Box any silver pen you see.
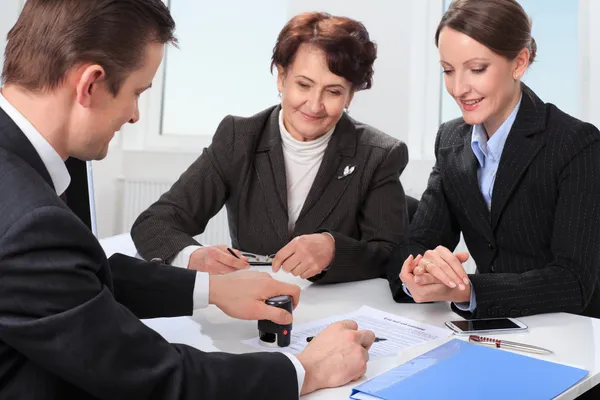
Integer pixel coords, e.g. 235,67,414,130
469,335,553,355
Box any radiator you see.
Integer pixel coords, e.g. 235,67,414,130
121,179,231,245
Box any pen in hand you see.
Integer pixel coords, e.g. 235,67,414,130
306,336,387,343
227,247,240,259
226,247,251,269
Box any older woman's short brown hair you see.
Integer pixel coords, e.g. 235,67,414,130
271,12,377,91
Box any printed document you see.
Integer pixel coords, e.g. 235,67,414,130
242,306,451,358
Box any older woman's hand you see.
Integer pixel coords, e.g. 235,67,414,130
188,245,249,274
272,234,335,279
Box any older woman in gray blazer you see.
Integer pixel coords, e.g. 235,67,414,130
131,12,409,284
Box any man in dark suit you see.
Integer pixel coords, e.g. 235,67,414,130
387,85,600,319
0,1,374,398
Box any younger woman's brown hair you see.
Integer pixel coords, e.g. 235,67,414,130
435,0,536,63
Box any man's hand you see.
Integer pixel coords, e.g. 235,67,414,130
400,254,471,303
297,320,375,395
208,270,301,324
272,234,335,279
188,245,249,274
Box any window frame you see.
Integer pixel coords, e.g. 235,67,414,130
581,0,600,128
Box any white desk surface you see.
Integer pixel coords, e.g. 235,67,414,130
101,233,600,399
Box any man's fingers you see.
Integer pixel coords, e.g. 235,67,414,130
269,280,301,309
337,319,359,331
358,348,370,379
257,303,293,324
356,329,376,350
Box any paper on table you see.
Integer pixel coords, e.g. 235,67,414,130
242,305,451,358
143,317,219,352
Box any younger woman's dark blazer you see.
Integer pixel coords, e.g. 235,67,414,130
387,85,600,319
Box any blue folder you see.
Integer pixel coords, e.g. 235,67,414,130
350,339,588,400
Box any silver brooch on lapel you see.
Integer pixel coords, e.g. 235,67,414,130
338,164,356,179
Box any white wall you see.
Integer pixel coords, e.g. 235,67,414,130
0,1,21,67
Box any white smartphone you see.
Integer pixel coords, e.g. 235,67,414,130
445,318,527,335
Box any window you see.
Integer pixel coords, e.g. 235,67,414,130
161,0,286,137
120,0,287,151
440,0,582,122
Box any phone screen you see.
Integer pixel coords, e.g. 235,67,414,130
451,318,520,332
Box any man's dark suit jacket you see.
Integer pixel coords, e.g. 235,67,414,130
0,108,297,399
132,105,409,284
387,85,600,319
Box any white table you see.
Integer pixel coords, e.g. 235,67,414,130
101,234,600,399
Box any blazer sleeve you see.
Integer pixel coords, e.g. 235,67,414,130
464,131,600,318
386,124,462,301
131,115,235,262
109,252,197,319
0,206,298,399
312,141,409,284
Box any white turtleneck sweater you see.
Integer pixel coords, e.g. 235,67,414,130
279,110,335,233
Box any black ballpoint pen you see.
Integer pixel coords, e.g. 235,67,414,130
227,247,240,258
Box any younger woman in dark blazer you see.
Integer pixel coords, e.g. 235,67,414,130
388,0,600,319
132,12,409,284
